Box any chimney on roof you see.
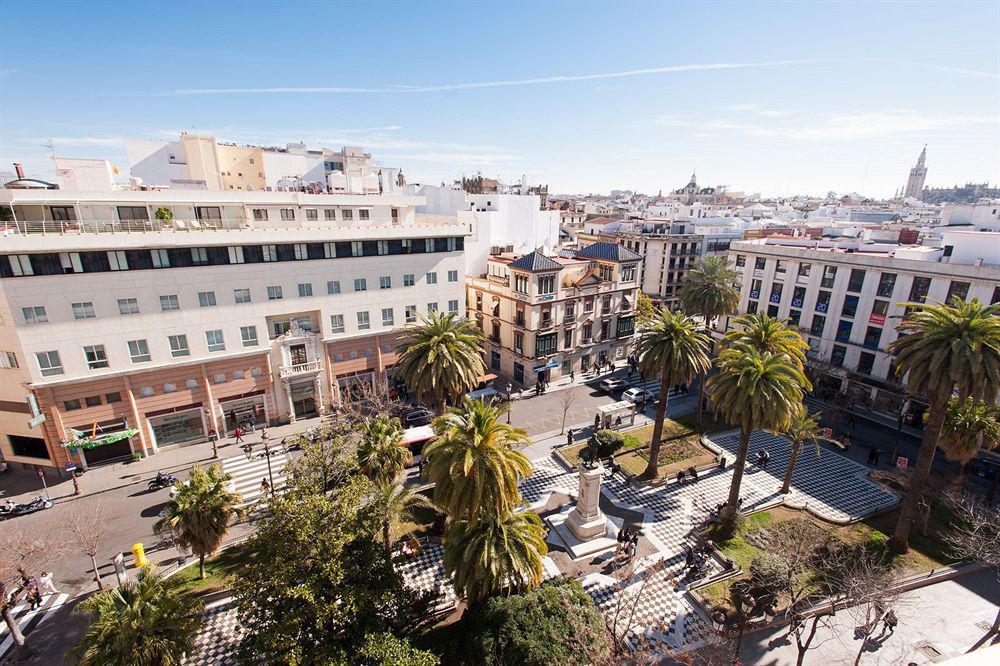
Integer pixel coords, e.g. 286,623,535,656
13,163,25,179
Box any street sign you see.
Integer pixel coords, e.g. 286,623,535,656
822,427,833,438
36,469,44,478
65,461,76,473
27,414,46,429
113,552,129,586
896,457,908,470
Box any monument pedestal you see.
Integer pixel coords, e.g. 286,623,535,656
567,464,608,541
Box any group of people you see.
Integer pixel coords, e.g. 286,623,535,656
7,572,58,611
684,543,711,577
615,526,641,562
676,465,699,485
866,446,882,466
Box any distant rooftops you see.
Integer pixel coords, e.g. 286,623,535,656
508,251,563,272
575,241,642,262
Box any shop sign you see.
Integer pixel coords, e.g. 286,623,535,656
769,294,781,303
816,302,829,313
869,313,886,325
896,457,908,470
290,381,315,398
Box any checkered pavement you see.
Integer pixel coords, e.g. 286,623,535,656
396,542,458,613
0,592,69,662
182,598,241,666
221,450,289,507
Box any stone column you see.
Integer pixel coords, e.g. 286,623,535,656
567,463,607,540
285,382,297,423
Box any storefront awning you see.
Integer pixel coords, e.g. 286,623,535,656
65,428,139,449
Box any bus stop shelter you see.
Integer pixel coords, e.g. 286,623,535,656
597,400,636,429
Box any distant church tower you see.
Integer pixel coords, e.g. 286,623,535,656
904,146,927,200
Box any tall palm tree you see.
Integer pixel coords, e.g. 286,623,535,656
396,310,486,407
887,299,1000,553
779,406,836,494
443,511,547,605
678,257,742,431
707,347,808,521
634,308,712,479
154,464,242,579
357,414,411,485
367,481,435,557
723,312,808,368
423,398,532,523
940,397,1000,490
71,566,202,666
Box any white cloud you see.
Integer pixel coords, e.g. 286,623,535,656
728,102,793,117
46,136,125,147
382,152,522,165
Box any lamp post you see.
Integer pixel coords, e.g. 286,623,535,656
890,398,909,468
713,589,778,663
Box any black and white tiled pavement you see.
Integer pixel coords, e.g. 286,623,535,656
182,597,241,666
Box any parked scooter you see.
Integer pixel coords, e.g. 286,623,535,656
0,496,53,520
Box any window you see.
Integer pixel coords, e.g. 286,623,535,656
749,279,762,299
870,299,889,325
351,241,363,257
22,306,47,325
128,339,151,363
767,305,779,317
359,209,370,221
735,255,746,267
448,299,459,313
357,311,370,330
992,286,1000,305
293,243,308,260
535,333,557,358
769,282,783,304
377,241,389,256
821,265,837,288
327,280,341,294
306,209,318,221
9,254,34,276
330,315,345,334
151,249,170,268
405,305,417,323
841,295,860,319
229,246,245,264
830,345,847,368
324,209,336,221
280,208,295,221
863,326,882,349
538,275,556,295
616,316,635,338
84,344,109,369
8,434,47,459
298,283,313,298
747,300,759,314
168,334,190,357
836,320,853,343
513,362,524,383
403,274,415,287
847,269,866,293
36,350,63,376
514,331,524,354
563,329,573,348
354,278,367,292
426,272,438,285
425,239,434,253
205,330,225,352
788,309,802,326
382,308,394,326
108,250,128,271
599,264,614,281
877,273,896,298
118,298,139,315
815,290,831,313
582,322,593,341
64,399,81,411
798,262,811,277
191,247,209,265
776,260,787,274
198,291,217,307
946,281,970,304
857,351,876,376
427,302,438,313
448,270,459,283
72,302,96,319
160,295,180,311
234,288,251,304
1,351,18,369
84,395,101,407
342,209,353,221
791,286,806,308
379,276,392,290
252,208,268,221
810,315,826,337
263,244,278,262
514,274,529,294
909,276,931,303
106,392,122,404
621,264,636,282
267,286,283,300
240,326,258,347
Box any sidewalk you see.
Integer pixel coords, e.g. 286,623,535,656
0,416,324,505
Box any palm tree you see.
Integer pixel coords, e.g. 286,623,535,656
396,310,486,407
886,299,1000,553
634,308,712,479
368,481,435,557
723,312,808,368
779,406,837,494
154,464,242,579
940,397,1000,490
678,257,742,431
707,346,808,522
423,398,532,523
443,511,547,605
71,566,202,666
357,414,411,485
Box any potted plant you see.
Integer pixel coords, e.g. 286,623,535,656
131,451,142,462
154,207,173,227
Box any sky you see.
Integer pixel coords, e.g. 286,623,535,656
1,1,998,198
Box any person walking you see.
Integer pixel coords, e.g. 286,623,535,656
260,477,271,495
566,429,574,446
569,370,575,382
594,413,601,430
234,426,244,446
26,579,41,610
38,572,58,596
242,442,253,461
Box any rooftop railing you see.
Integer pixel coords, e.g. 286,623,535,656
2,218,249,235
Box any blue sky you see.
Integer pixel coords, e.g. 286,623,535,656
1,1,997,197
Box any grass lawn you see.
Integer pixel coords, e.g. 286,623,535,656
171,541,256,598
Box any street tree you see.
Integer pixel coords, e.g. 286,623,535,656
154,464,242,579
780,407,837,495
635,290,656,327
679,256,741,431
887,299,1000,553
557,389,579,434
71,565,202,666
65,499,115,591
0,525,59,660
634,307,712,479
367,481,435,558
396,310,486,407
943,498,1000,652
939,396,1000,490
357,414,411,485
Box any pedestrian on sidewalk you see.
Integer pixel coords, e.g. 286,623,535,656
242,443,254,461
872,448,881,465
566,429,574,446
38,572,58,596
260,477,271,494
594,413,600,430
570,370,575,382
234,426,244,446
26,579,41,609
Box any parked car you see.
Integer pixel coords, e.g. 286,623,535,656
465,387,503,403
622,387,654,404
404,407,434,427
969,454,1000,480
599,378,627,393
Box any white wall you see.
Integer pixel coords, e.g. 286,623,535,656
126,139,192,188
53,158,116,191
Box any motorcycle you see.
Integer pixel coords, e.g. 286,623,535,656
0,496,53,520
148,474,178,491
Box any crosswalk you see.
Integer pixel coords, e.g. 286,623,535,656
0,592,69,661
221,450,290,507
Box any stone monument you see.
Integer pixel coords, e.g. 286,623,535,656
566,463,608,540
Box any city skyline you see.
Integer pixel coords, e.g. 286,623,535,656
1,1,998,196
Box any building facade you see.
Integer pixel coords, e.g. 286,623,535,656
0,188,467,472
466,242,641,387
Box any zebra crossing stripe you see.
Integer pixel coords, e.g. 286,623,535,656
0,592,69,660
221,453,289,506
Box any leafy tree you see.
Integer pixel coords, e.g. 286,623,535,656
443,511,547,605
707,346,808,524
233,475,436,664
887,299,1000,553
71,566,202,666
358,414,411,485
939,396,1000,489
368,481,435,557
635,290,656,326
634,308,712,479
944,498,1000,651
396,310,486,407
423,398,531,523
154,464,242,578
780,407,836,494
723,312,808,368
471,577,610,666
352,632,439,666
679,257,741,431
586,428,639,459
284,426,359,494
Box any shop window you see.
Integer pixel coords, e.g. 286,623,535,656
84,395,102,408
185,379,199,389
64,399,82,411
8,435,48,459
105,392,122,403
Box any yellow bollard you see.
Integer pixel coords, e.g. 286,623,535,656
131,542,148,568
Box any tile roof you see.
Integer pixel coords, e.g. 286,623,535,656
574,241,642,262
508,251,563,272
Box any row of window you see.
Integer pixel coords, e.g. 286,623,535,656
60,368,267,412
33,301,463,377
20,271,461,323
250,207,378,222
1,237,464,278
503,316,636,357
